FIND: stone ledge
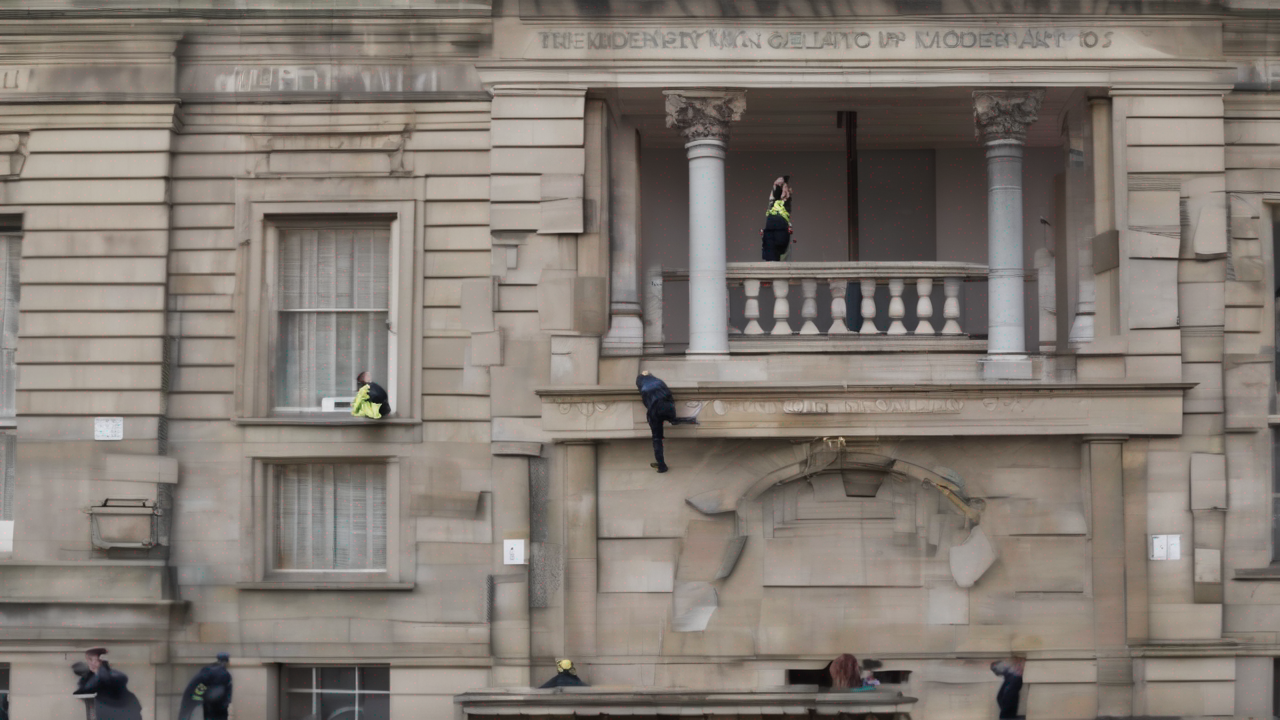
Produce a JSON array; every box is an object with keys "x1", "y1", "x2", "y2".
[
  {"x1": 455, "y1": 688, "x2": 917, "y2": 716},
  {"x1": 236, "y1": 581, "x2": 416, "y2": 591}
]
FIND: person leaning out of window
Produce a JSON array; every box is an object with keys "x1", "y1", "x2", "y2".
[
  {"x1": 760, "y1": 175, "x2": 793, "y2": 261},
  {"x1": 351, "y1": 371, "x2": 391, "y2": 420}
]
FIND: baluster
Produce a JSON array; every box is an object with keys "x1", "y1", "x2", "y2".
[
  {"x1": 941, "y1": 277, "x2": 963, "y2": 335},
  {"x1": 743, "y1": 279, "x2": 764, "y2": 335},
  {"x1": 799, "y1": 278, "x2": 820, "y2": 335},
  {"x1": 915, "y1": 278, "x2": 935, "y2": 335},
  {"x1": 887, "y1": 278, "x2": 907, "y2": 335},
  {"x1": 771, "y1": 279, "x2": 793, "y2": 335},
  {"x1": 828, "y1": 279, "x2": 850, "y2": 334},
  {"x1": 859, "y1": 279, "x2": 879, "y2": 335},
  {"x1": 728, "y1": 285, "x2": 741, "y2": 335}
]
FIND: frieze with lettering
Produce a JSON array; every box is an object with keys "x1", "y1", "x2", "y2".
[
  {"x1": 520, "y1": 23, "x2": 1217, "y2": 61},
  {"x1": 538, "y1": 28, "x2": 1112, "y2": 52}
]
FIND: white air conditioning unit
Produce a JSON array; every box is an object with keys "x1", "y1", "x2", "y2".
[{"x1": 321, "y1": 396, "x2": 356, "y2": 413}]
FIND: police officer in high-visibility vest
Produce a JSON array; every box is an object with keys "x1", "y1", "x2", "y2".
[{"x1": 760, "y1": 176, "x2": 793, "y2": 261}]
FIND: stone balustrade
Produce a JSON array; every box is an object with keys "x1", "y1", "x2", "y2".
[{"x1": 649, "y1": 261, "x2": 989, "y2": 353}]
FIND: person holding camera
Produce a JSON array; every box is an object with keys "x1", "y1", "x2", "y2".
[{"x1": 760, "y1": 176, "x2": 793, "y2": 261}]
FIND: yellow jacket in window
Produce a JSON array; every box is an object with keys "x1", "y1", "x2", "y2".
[{"x1": 351, "y1": 382, "x2": 391, "y2": 419}]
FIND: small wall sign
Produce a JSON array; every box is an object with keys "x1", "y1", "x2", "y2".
[
  {"x1": 1150, "y1": 534, "x2": 1181, "y2": 561},
  {"x1": 93, "y1": 417, "x2": 124, "y2": 441},
  {"x1": 503, "y1": 539, "x2": 527, "y2": 565}
]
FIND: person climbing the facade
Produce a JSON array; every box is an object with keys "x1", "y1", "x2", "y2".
[
  {"x1": 636, "y1": 371, "x2": 699, "y2": 473},
  {"x1": 351, "y1": 370, "x2": 392, "y2": 419},
  {"x1": 761, "y1": 175, "x2": 793, "y2": 261}
]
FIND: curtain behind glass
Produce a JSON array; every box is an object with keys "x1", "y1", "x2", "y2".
[
  {"x1": 274, "y1": 463, "x2": 387, "y2": 571},
  {"x1": 276, "y1": 225, "x2": 389, "y2": 412},
  {"x1": 0, "y1": 235, "x2": 18, "y2": 419}
]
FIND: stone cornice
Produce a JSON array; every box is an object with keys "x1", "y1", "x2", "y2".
[{"x1": 536, "y1": 381, "x2": 1195, "y2": 400}]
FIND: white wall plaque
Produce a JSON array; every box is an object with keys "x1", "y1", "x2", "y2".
[
  {"x1": 94, "y1": 417, "x2": 124, "y2": 441},
  {"x1": 503, "y1": 539, "x2": 526, "y2": 565},
  {"x1": 0, "y1": 520, "x2": 12, "y2": 553}
]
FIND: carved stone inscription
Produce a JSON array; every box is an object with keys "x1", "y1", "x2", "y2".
[
  {"x1": 711, "y1": 398, "x2": 963, "y2": 416},
  {"x1": 536, "y1": 27, "x2": 1116, "y2": 53}
]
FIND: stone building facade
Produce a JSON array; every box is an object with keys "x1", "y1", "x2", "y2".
[{"x1": 0, "y1": 1, "x2": 1277, "y2": 718}]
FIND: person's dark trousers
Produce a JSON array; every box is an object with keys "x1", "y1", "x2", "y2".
[
  {"x1": 647, "y1": 401, "x2": 695, "y2": 471},
  {"x1": 761, "y1": 216, "x2": 790, "y2": 261},
  {"x1": 996, "y1": 675, "x2": 1022, "y2": 719}
]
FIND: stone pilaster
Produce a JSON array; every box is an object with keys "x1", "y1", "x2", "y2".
[{"x1": 664, "y1": 90, "x2": 745, "y2": 356}]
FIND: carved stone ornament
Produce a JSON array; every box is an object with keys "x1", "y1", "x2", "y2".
[
  {"x1": 973, "y1": 88, "x2": 1046, "y2": 144},
  {"x1": 664, "y1": 90, "x2": 746, "y2": 142}
]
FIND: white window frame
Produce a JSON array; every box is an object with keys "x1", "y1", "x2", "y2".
[
  {"x1": 236, "y1": 198, "x2": 419, "y2": 423},
  {"x1": 281, "y1": 665, "x2": 390, "y2": 717},
  {"x1": 247, "y1": 455, "x2": 407, "y2": 587}
]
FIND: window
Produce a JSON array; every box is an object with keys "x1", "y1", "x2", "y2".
[
  {"x1": 1, "y1": 218, "x2": 19, "y2": 528},
  {"x1": 234, "y1": 195, "x2": 417, "y2": 422},
  {"x1": 275, "y1": 222, "x2": 390, "y2": 415},
  {"x1": 271, "y1": 462, "x2": 387, "y2": 572},
  {"x1": 0, "y1": 218, "x2": 17, "y2": 421},
  {"x1": 283, "y1": 666, "x2": 389, "y2": 720}
]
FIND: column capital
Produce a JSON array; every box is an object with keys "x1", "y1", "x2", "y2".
[
  {"x1": 973, "y1": 88, "x2": 1045, "y2": 144},
  {"x1": 664, "y1": 89, "x2": 746, "y2": 143}
]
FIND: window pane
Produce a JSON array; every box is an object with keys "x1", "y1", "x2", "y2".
[
  {"x1": 285, "y1": 667, "x2": 314, "y2": 690},
  {"x1": 276, "y1": 225, "x2": 390, "y2": 413},
  {"x1": 319, "y1": 667, "x2": 356, "y2": 691},
  {"x1": 359, "y1": 667, "x2": 390, "y2": 692},
  {"x1": 359, "y1": 692, "x2": 391, "y2": 719},
  {"x1": 319, "y1": 691, "x2": 359, "y2": 720},
  {"x1": 0, "y1": 233, "x2": 20, "y2": 419},
  {"x1": 283, "y1": 692, "x2": 315, "y2": 720},
  {"x1": 1272, "y1": 495, "x2": 1280, "y2": 565},
  {"x1": 275, "y1": 464, "x2": 387, "y2": 571}
]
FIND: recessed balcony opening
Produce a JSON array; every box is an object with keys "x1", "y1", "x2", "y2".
[{"x1": 626, "y1": 86, "x2": 1095, "y2": 354}]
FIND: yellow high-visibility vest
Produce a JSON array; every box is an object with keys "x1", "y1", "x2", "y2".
[{"x1": 767, "y1": 199, "x2": 790, "y2": 223}]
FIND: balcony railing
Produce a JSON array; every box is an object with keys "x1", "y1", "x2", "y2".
[{"x1": 647, "y1": 261, "x2": 989, "y2": 353}]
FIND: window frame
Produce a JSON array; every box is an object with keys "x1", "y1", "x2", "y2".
[
  {"x1": 280, "y1": 665, "x2": 390, "y2": 718},
  {"x1": 236, "y1": 198, "x2": 419, "y2": 423},
  {"x1": 248, "y1": 455, "x2": 406, "y2": 587}
]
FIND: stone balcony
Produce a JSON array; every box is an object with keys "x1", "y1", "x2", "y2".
[
  {"x1": 455, "y1": 687, "x2": 918, "y2": 718},
  {"x1": 648, "y1": 261, "x2": 989, "y2": 354}
]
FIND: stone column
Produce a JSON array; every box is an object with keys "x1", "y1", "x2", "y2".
[
  {"x1": 974, "y1": 89, "x2": 1044, "y2": 377},
  {"x1": 1068, "y1": 98, "x2": 1111, "y2": 345},
  {"x1": 664, "y1": 90, "x2": 745, "y2": 356}
]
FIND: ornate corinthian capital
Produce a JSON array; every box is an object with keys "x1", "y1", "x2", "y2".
[
  {"x1": 973, "y1": 89, "x2": 1046, "y2": 144},
  {"x1": 664, "y1": 90, "x2": 746, "y2": 142}
]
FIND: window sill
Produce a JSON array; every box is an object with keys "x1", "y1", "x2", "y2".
[
  {"x1": 237, "y1": 581, "x2": 415, "y2": 591},
  {"x1": 1233, "y1": 567, "x2": 1280, "y2": 580},
  {"x1": 234, "y1": 417, "x2": 419, "y2": 427}
]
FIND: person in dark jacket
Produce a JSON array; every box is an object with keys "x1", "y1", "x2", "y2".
[
  {"x1": 539, "y1": 659, "x2": 588, "y2": 688},
  {"x1": 760, "y1": 176, "x2": 793, "y2": 261},
  {"x1": 177, "y1": 652, "x2": 233, "y2": 720},
  {"x1": 991, "y1": 656, "x2": 1025, "y2": 719},
  {"x1": 351, "y1": 370, "x2": 392, "y2": 419},
  {"x1": 636, "y1": 371, "x2": 698, "y2": 473},
  {"x1": 73, "y1": 648, "x2": 143, "y2": 720}
]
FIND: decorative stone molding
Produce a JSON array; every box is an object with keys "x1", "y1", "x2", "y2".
[
  {"x1": 973, "y1": 88, "x2": 1045, "y2": 143},
  {"x1": 663, "y1": 90, "x2": 746, "y2": 142}
]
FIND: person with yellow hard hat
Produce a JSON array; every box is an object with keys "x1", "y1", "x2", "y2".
[{"x1": 538, "y1": 658, "x2": 588, "y2": 688}]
